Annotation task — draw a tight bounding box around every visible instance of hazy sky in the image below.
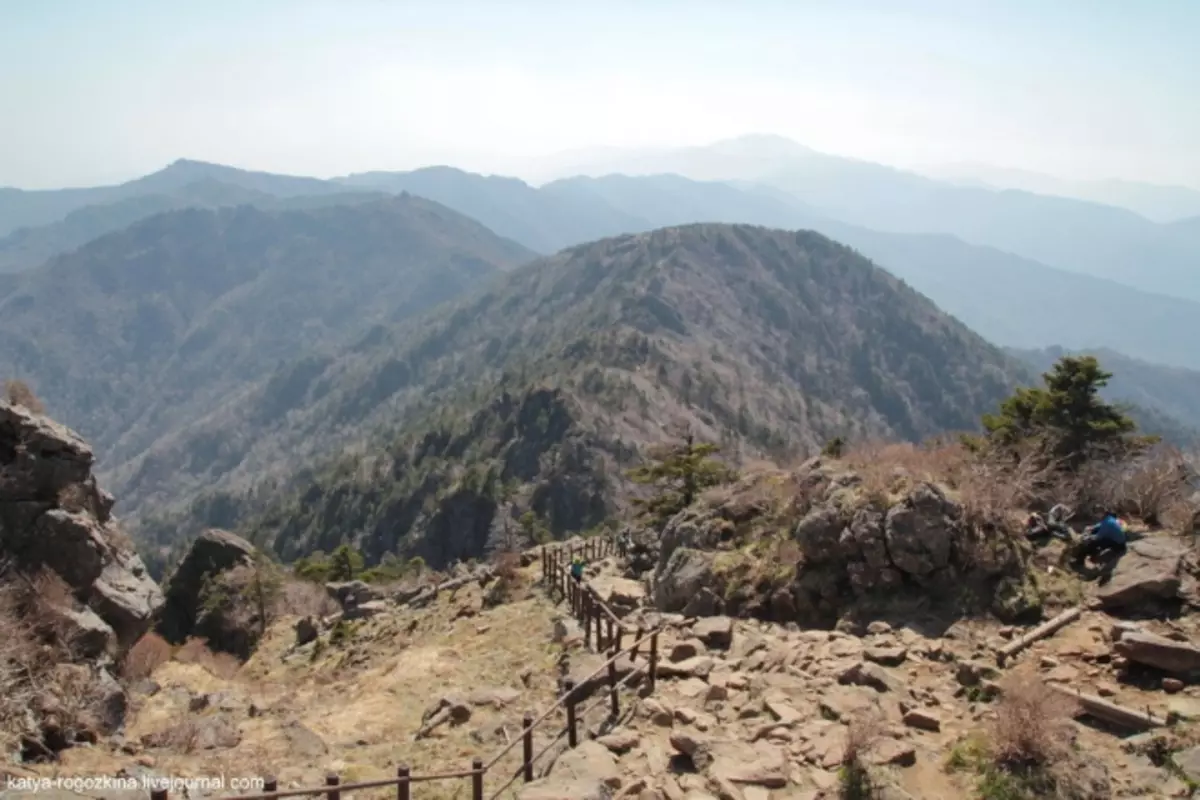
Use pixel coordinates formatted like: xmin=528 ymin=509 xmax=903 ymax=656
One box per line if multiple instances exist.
xmin=3 ymin=0 xmax=1198 ymax=189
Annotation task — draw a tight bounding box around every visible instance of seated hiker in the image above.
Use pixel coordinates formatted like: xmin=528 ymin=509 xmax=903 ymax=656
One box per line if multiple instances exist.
xmin=1027 ymin=504 xmax=1074 ymax=542
xmin=1045 ymin=503 xmax=1074 ymax=540
xmin=1074 ymin=510 xmax=1128 ymax=563
xmin=570 ymin=557 xmax=584 ymax=582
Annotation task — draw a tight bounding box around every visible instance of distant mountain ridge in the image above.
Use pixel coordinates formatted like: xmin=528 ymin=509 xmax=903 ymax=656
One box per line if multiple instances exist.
xmin=126 ymin=223 xmax=1029 ymax=569
xmin=7 ymin=158 xmax=1200 ymax=373
xmin=0 ymin=195 xmax=533 ymax=499
xmin=0 ymin=179 xmax=388 ymax=273
xmin=542 ymin=135 xmax=1200 ymax=301
xmin=918 ymin=163 xmax=1200 ymax=223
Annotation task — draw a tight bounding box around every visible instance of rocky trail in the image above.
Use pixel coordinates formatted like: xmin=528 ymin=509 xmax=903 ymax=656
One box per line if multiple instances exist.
xmin=523 ymin=535 xmax=1200 ymax=799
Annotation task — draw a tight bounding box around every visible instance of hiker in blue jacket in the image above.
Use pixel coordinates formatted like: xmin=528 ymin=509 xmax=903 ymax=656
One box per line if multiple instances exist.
xmin=1073 ymin=510 xmax=1127 ymax=565
xmin=570 ymin=557 xmax=585 ymax=583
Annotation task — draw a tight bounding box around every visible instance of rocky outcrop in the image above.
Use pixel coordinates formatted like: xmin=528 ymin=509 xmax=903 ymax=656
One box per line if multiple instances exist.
xmin=651 ymin=460 xmax=1021 ymax=626
xmin=0 ymin=402 xmax=163 ymax=651
xmin=0 ymin=402 xmax=165 ymax=761
xmin=156 ymin=528 xmax=261 ymax=657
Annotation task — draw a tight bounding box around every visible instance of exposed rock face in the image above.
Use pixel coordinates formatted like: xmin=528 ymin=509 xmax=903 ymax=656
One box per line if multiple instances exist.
xmin=156 ymin=528 xmax=259 ymax=656
xmin=1096 ymin=539 xmax=1189 ymax=612
xmin=0 ymin=402 xmax=164 ymax=760
xmin=651 ymin=460 xmax=1020 ymax=626
xmin=0 ymin=402 xmax=163 ymax=651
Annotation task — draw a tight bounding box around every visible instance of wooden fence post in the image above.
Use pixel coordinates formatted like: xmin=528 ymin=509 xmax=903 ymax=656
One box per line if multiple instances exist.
xmin=522 ymin=712 xmax=534 ymax=782
xmin=647 ymin=632 xmax=659 ymax=693
xmin=614 ymin=624 xmax=623 ymax=653
xmin=594 ymin=600 xmax=602 ymax=650
xmin=606 ymin=617 xmax=615 ymax=651
xmin=630 ymin=626 xmax=644 ymax=662
xmin=565 ymin=678 xmax=578 ymax=748
xmin=582 ymin=592 xmax=592 ymax=648
xmin=608 ymin=647 xmax=620 ymax=718
xmin=472 ymin=757 xmax=484 ymax=800
xmin=397 ymin=765 xmax=410 ymax=800
xmin=150 ymin=790 xmax=167 ymax=800
xmin=325 ymin=774 xmax=340 ymax=800
xmin=263 ymin=778 xmax=277 ymax=794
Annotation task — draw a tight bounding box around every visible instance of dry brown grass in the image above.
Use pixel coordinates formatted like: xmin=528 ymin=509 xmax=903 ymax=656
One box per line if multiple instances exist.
xmin=0 ymin=582 xmax=40 ymax=752
xmin=839 ymin=710 xmax=885 ymax=799
xmin=485 ymin=551 xmax=524 ymax=607
xmin=989 ymin=670 xmax=1078 ymax=769
xmin=3 ymin=378 xmax=45 ymax=414
xmin=842 ymin=709 xmax=885 ymax=766
xmin=842 ymin=439 xmax=972 ymax=507
xmin=1099 ymin=446 xmax=1194 ymax=529
xmin=122 ymin=632 xmax=173 ymax=681
xmin=174 ymin=638 xmax=241 ymax=679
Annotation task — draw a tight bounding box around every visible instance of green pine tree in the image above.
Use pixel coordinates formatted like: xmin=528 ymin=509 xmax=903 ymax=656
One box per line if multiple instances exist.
xmin=328 ymin=543 xmax=365 ymax=581
xmin=982 ymin=355 xmax=1145 ymax=466
xmin=627 ymin=431 xmax=734 ymax=525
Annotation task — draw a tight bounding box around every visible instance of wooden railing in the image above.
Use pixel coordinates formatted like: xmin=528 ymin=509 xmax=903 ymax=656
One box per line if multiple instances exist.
xmin=150 ymin=536 xmax=656 ymax=800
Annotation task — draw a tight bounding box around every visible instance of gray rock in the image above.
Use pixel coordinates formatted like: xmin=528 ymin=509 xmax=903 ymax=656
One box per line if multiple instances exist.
xmin=0 ymin=403 xmax=164 ymax=655
xmin=693 ymin=616 xmax=734 ymax=650
xmin=883 ymin=483 xmax=959 ymax=578
xmin=155 ymin=528 xmax=256 ymax=651
xmin=1114 ymin=631 xmax=1200 ymax=673
xmin=517 ymin=740 xmax=620 ymax=800
xmin=792 ymin=505 xmax=847 ymax=563
xmin=654 ymin=548 xmax=718 ymax=613
xmin=325 ymin=580 xmax=382 ymax=610
xmin=341 ymin=600 xmax=388 ymax=621
xmin=45 ymin=604 xmax=115 ymax=660
xmin=1096 ymin=539 xmax=1186 ymax=611
xmin=295 ymin=616 xmax=318 ymax=646
xmin=89 ymin=552 xmax=163 ymax=650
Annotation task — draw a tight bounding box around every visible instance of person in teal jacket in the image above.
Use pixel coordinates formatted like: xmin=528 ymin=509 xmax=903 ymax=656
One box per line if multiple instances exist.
xmin=1074 ymin=510 xmax=1127 ymax=564
xmin=570 ymin=557 xmax=584 ymax=583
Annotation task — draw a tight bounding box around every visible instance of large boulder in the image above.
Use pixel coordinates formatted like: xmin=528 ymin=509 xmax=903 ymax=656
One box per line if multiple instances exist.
xmin=517 ymin=740 xmax=620 ymax=800
xmin=590 ymin=575 xmax=646 ymax=617
xmin=654 ymin=547 xmax=719 ymax=613
xmin=156 ymin=529 xmax=258 ymax=654
xmin=1114 ymin=631 xmax=1200 ymax=674
xmin=1097 ymin=538 xmax=1187 ymax=611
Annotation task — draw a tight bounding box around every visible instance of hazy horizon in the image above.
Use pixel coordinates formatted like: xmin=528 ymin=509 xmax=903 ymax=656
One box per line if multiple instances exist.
xmin=4 ymin=0 xmax=1199 ymax=191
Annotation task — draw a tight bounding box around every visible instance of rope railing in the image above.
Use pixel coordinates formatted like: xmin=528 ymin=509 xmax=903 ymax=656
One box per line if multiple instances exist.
xmin=162 ymin=536 xmax=657 ymax=800
xmin=541 ymin=536 xmax=642 ymax=655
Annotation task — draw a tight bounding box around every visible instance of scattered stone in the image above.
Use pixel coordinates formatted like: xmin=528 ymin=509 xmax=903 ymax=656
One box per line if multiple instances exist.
xmin=838 ymin=661 xmax=897 ymax=693
xmin=902 ymin=709 xmax=942 ymax=732
xmin=596 ymin=730 xmax=640 ymax=754
xmin=693 ymin=617 xmax=734 ymax=650
xmin=294 ymin=616 xmax=318 ymax=646
xmin=1162 ymin=678 xmax=1185 ymax=694
xmin=1115 ymin=631 xmax=1200 ymax=673
xmin=669 ymin=640 xmax=704 ymax=662
xmin=864 ymin=644 xmax=907 ymax=667
xmin=867 ymin=738 xmax=917 ymax=767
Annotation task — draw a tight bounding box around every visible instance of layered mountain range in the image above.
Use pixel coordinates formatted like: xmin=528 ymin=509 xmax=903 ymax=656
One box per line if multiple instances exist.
xmin=4 ymin=136 xmax=1198 ymax=573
